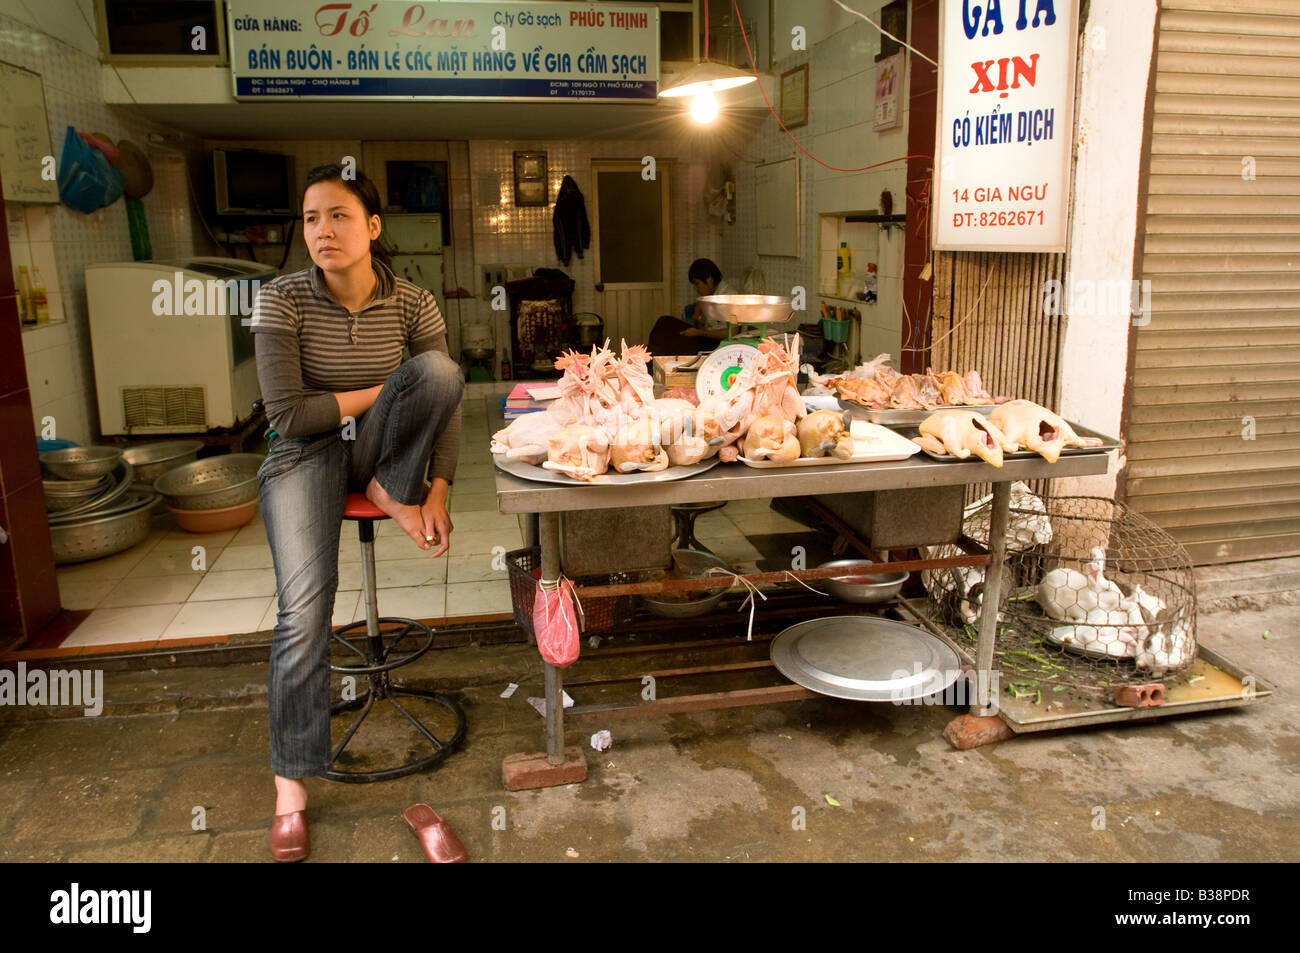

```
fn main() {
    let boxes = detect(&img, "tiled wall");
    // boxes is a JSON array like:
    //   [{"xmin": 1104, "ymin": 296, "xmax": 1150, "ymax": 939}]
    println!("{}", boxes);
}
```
[
  {"xmin": 2, "ymin": 10, "xmax": 207, "ymax": 445},
  {"xmin": 207, "ymin": 135, "xmax": 723, "ymax": 371},
  {"xmin": 725, "ymin": 5, "xmax": 913, "ymax": 362}
]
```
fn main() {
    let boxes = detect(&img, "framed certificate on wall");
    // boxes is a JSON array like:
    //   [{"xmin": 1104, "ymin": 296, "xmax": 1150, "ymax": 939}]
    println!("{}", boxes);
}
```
[{"xmin": 779, "ymin": 64, "xmax": 808, "ymax": 130}]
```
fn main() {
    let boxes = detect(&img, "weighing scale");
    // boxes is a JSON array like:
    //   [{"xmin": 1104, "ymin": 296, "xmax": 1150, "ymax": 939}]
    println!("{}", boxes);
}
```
[{"xmin": 691, "ymin": 295, "xmax": 796, "ymax": 399}]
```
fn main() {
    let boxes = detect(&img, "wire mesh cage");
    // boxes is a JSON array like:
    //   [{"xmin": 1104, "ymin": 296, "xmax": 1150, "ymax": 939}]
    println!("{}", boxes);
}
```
[{"xmin": 922, "ymin": 490, "xmax": 1197, "ymax": 701}]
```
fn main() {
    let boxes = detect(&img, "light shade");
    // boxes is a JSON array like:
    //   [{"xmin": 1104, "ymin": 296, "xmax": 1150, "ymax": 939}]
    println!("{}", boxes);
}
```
[{"xmin": 658, "ymin": 60, "xmax": 757, "ymax": 98}]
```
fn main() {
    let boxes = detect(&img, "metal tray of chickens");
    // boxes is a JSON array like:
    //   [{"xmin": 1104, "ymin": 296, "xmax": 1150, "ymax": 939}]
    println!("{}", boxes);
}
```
[
  {"xmin": 908, "ymin": 422, "xmax": 1121, "ymax": 464},
  {"xmin": 837, "ymin": 399, "xmax": 997, "ymax": 427},
  {"xmin": 493, "ymin": 453, "xmax": 720, "ymax": 486}
]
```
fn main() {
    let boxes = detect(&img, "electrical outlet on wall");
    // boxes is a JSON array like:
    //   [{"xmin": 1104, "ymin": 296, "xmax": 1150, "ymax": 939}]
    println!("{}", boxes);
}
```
[{"xmin": 479, "ymin": 264, "xmax": 506, "ymax": 299}]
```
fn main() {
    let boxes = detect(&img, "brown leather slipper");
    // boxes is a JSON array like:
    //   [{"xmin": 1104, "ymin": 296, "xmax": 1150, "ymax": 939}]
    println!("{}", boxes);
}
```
[
  {"xmin": 403, "ymin": 804, "xmax": 467, "ymax": 863},
  {"xmin": 269, "ymin": 810, "xmax": 310, "ymax": 862}
]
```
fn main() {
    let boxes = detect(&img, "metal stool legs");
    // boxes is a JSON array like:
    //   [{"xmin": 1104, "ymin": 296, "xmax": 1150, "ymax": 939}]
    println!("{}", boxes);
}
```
[
  {"xmin": 324, "ymin": 514, "xmax": 465, "ymax": 783},
  {"xmin": 670, "ymin": 501, "xmax": 728, "ymax": 555}
]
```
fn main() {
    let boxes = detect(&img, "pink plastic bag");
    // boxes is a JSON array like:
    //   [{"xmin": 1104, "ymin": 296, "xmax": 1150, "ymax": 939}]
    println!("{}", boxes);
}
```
[{"xmin": 533, "ymin": 579, "xmax": 581, "ymax": 668}]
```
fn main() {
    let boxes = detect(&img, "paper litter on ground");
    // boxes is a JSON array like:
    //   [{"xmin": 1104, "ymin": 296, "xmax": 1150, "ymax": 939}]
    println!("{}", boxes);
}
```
[
  {"xmin": 590, "ymin": 730, "xmax": 612, "ymax": 751},
  {"xmin": 527, "ymin": 691, "xmax": 575, "ymax": 717},
  {"xmin": 500, "ymin": 682, "xmax": 519, "ymax": 699}
]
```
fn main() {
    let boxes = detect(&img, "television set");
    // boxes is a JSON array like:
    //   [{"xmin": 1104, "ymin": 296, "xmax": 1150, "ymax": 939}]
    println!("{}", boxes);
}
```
[{"xmin": 213, "ymin": 149, "xmax": 294, "ymax": 216}]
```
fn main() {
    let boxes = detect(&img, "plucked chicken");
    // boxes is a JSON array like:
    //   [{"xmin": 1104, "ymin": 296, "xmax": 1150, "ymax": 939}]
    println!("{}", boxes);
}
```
[
  {"xmin": 797, "ymin": 410, "xmax": 855, "ymax": 459},
  {"xmin": 742, "ymin": 413, "xmax": 801, "ymax": 464},
  {"xmin": 988, "ymin": 400, "xmax": 1103, "ymax": 463},
  {"xmin": 609, "ymin": 416, "xmax": 668, "ymax": 473},
  {"xmin": 542, "ymin": 425, "xmax": 611, "ymax": 481},
  {"xmin": 912, "ymin": 410, "xmax": 1010, "ymax": 467}
]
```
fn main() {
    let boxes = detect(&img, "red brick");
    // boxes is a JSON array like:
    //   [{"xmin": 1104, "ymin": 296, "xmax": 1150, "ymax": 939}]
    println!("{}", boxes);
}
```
[
  {"xmin": 501, "ymin": 747, "xmax": 588, "ymax": 791},
  {"xmin": 943, "ymin": 714, "xmax": 1015, "ymax": 750},
  {"xmin": 1114, "ymin": 684, "xmax": 1166, "ymax": 708}
]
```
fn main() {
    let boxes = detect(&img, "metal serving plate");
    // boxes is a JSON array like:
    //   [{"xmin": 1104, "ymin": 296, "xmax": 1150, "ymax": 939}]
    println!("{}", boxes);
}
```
[
  {"xmin": 493, "ymin": 453, "xmax": 720, "ymax": 486},
  {"xmin": 911, "ymin": 422, "xmax": 1121, "ymax": 463},
  {"xmin": 839, "ymin": 399, "xmax": 997, "ymax": 427},
  {"xmin": 770, "ymin": 616, "xmax": 962, "ymax": 703}
]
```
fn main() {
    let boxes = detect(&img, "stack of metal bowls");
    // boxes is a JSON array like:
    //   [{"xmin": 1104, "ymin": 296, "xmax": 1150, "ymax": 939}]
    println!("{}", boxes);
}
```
[
  {"xmin": 40, "ymin": 447, "xmax": 160, "ymax": 565},
  {"xmin": 48, "ymin": 487, "xmax": 160, "ymax": 565},
  {"xmin": 153, "ymin": 453, "xmax": 263, "ymax": 533}
]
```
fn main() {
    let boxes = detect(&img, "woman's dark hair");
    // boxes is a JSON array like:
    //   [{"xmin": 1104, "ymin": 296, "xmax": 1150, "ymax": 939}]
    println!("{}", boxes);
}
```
[
  {"xmin": 301, "ymin": 163, "xmax": 391, "ymax": 269},
  {"xmin": 688, "ymin": 258, "xmax": 722, "ymax": 285}
]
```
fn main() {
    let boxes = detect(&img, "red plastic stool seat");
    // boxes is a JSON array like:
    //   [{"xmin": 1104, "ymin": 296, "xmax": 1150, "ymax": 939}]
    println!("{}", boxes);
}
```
[{"xmin": 343, "ymin": 492, "xmax": 386, "ymax": 520}]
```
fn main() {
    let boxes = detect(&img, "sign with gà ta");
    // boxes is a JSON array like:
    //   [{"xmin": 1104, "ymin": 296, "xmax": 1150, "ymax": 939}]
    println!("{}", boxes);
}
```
[{"xmin": 933, "ymin": 0, "xmax": 1079, "ymax": 252}]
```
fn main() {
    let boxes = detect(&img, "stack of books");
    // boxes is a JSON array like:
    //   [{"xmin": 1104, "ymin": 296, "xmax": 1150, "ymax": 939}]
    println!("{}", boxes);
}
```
[{"xmin": 502, "ymin": 382, "xmax": 548, "ymax": 421}]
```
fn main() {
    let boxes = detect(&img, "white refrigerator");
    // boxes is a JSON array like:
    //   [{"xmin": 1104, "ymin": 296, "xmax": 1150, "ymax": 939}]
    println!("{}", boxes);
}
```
[{"xmin": 381, "ymin": 213, "xmax": 454, "ymax": 354}]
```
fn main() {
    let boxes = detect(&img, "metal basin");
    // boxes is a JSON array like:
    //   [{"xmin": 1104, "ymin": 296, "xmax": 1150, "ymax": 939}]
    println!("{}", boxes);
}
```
[
  {"xmin": 41, "ymin": 445, "xmax": 123, "ymax": 480},
  {"xmin": 49, "ymin": 489, "xmax": 158, "ymax": 565},
  {"xmin": 153, "ymin": 454, "xmax": 263, "ymax": 510},
  {"xmin": 640, "ymin": 549, "xmax": 734, "ymax": 619},
  {"xmin": 122, "ymin": 440, "xmax": 205, "ymax": 485},
  {"xmin": 44, "ymin": 473, "xmax": 113, "ymax": 512},
  {"xmin": 818, "ymin": 560, "xmax": 909, "ymax": 604},
  {"xmin": 695, "ymin": 294, "xmax": 794, "ymax": 325}
]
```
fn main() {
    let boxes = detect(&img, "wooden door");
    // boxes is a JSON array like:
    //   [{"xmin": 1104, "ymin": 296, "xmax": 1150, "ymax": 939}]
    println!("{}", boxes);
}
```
[{"xmin": 591, "ymin": 160, "xmax": 673, "ymax": 347}]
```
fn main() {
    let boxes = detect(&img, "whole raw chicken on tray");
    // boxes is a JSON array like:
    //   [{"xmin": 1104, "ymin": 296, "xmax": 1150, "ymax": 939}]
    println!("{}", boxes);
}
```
[{"xmin": 989, "ymin": 400, "xmax": 1104, "ymax": 463}]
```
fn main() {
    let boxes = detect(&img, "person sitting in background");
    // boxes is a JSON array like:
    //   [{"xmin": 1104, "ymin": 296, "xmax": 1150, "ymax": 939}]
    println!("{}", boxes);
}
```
[{"xmin": 648, "ymin": 258, "xmax": 738, "ymax": 355}]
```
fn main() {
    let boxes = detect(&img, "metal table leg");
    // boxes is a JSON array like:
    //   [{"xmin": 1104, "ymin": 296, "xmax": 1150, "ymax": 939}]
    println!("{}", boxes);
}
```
[
  {"xmin": 973, "ymin": 481, "xmax": 1010, "ymax": 716},
  {"xmin": 539, "ymin": 511, "xmax": 565, "ymax": 765}
]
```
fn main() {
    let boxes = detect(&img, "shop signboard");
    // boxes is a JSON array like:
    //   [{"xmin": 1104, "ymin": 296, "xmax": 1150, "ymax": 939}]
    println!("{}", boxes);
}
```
[
  {"xmin": 227, "ymin": 1, "xmax": 659, "ymax": 101},
  {"xmin": 932, "ymin": 0, "xmax": 1078, "ymax": 252}
]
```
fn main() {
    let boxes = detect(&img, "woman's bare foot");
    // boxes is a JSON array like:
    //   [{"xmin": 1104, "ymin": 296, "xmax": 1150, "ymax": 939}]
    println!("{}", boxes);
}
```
[
  {"xmin": 365, "ymin": 476, "xmax": 429, "ymax": 548},
  {"xmin": 274, "ymin": 776, "xmax": 307, "ymax": 815}
]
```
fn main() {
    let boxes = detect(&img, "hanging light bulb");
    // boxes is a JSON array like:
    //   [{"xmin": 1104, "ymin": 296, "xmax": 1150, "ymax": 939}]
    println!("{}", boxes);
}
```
[{"xmin": 689, "ymin": 88, "xmax": 719, "ymax": 123}]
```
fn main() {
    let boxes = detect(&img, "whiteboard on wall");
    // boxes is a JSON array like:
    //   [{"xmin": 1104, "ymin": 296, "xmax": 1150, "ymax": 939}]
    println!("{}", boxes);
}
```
[
  {"xmin": 0, "ymin": 61, "xmax": 58, "ymax": 203},
  {"xmin": 755, "ymin": 157, "xmax": 799, "ymax": 258}
]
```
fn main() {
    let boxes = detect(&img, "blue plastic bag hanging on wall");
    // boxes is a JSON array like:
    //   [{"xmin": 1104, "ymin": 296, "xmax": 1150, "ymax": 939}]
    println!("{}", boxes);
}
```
[{"xmin": 57, "ymin": 126, "xmax": 125, "ymax": 214}]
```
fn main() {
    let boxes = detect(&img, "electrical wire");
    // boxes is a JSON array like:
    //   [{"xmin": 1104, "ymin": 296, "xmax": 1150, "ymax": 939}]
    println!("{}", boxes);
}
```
[
  {"xmin": 828, "ymin": 0, "xmax": 939, "ymax": 67},
  {"xmin": 731, "ymin": 0, "xmax": 931, "ymax": 174}
]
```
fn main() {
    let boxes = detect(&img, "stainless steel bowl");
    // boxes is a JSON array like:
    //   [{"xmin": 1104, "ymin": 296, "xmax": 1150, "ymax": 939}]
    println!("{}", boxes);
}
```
[
  {"xmin": 464, "ymin": 347, "xmax": 494, "ymax": 360},
  {"xmin": 152, "ymin": 453, "xmax": 263, "ymax": 510},
  {"xmin": 45, "ymin": 477, "xmax": 112, "ymax": 512},
  {"xmin": 41, "ymin": 445, "xmax": 123, "ymax": 480},
  {"xmin": 696, "ymin": 294, "xmax": 794, "ymax": 326},
  {"xmin": 818, "ymin": 560, "xmax": 909, "ymax": 604},
  {"xmin": 640, "ymin": 549, "xmax": 734, "ymax": 619},
  {"xmin": 49, "ymin": 489, "xmax": 158, "ymax": 565},
  {"xmin": 44, "ymin": 473, "xmax": 110, "ymax": 493},
  {"xmin": 53, "ymin": 461, "xmax": 136, "ymax": 518},
  {"xmin": 121, "ymin": 440, "xmax": 205, "ymax": 485}
]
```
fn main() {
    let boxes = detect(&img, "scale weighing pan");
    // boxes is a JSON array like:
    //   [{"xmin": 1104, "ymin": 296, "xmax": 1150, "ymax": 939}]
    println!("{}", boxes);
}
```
[{"xmin": 770, "ymin": 616, "xmax": 961, "ymax": 702}]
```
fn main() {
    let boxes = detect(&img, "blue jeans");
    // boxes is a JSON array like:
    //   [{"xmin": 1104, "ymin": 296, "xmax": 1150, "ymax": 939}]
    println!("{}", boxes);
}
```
[{"xmin": 259, "ymin": 351, "xmax": 463, "ymax": 778}]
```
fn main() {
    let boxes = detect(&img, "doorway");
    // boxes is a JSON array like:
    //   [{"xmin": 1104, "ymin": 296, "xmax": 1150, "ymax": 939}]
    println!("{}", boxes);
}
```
[{"xmin": 591, "ymin": 159, "xmax": 673, "ymax": 347}]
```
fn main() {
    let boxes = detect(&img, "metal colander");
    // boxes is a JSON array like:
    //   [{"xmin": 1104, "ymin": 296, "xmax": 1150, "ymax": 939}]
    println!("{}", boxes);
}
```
[
  {"xmin": 49, "ymin": 489, "xmax": 158, "ymax": 565},
  {"xmin": 122, "ymin": 440, "xmax": 205, "ymax": 485},
  {"xmin": 152, "ymin": 454, "xmax": 263, "ymax": 510}
]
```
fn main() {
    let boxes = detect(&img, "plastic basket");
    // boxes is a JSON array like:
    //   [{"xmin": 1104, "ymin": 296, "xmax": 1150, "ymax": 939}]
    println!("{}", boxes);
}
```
[
  {"xmin": 506, "ymin": 546, "xmax": 651, "ymax": 635},
  {"xmin": 821, "ymin": 317, "xmax": 850, "ymax": 343}
]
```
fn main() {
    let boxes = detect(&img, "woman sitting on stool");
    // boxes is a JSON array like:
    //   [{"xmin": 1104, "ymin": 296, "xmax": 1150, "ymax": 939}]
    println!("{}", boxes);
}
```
[
  {"xmin": 251, "ymin": 163, "xmax": 463, "ymax": 862},
  {"xmin": 647, "ymin": 258, "xmax": 738, "ymax": 356}
]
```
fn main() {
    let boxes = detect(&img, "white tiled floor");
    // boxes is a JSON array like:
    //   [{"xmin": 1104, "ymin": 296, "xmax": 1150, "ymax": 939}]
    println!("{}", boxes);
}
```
[{"xmin": 50, "ymin": 394, "xmax": 787, "ymax": 652}]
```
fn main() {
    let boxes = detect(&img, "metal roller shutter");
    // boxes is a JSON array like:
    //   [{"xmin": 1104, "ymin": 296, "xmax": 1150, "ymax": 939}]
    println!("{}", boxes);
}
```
[{"xmin": 1128, "ymin": 0, "xmax": 1300, "ymax": 564}]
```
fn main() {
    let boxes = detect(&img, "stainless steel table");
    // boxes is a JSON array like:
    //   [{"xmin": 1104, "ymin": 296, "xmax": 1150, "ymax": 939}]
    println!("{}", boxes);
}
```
[{"xmin": 493, "ymin": 450, "xmax": 1112, "ymax": 774}]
